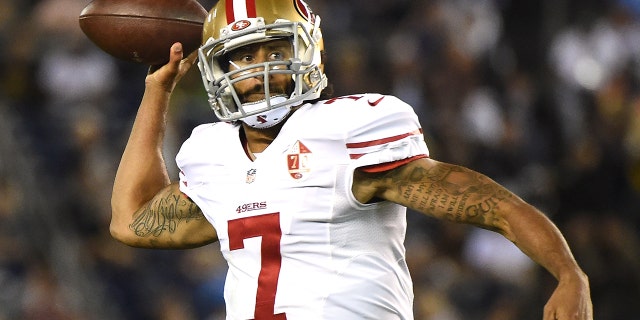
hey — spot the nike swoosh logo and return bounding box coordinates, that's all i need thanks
[368,96,385,106]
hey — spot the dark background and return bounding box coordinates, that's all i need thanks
[1,0,638,319]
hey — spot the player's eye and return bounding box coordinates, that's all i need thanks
[239,54,255,64]
[227,51,254,69]
[269,51,284,61]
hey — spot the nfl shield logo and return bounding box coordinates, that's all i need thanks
[246,168,257,184]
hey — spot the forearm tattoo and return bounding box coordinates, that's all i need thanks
[129,189,204,237]
[393,163,514,229]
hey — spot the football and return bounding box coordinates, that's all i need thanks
[78,0,208,65]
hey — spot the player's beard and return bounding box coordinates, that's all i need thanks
[237,81,296,129]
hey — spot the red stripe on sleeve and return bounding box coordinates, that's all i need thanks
[345,129,423,149]
[359,155,427,173]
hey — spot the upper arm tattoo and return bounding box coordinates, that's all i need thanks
[382,161,514,230]
[129,186,205,238]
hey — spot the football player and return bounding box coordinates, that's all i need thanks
[110,0,592,319]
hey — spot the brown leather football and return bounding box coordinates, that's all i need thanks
[79,0,207,65]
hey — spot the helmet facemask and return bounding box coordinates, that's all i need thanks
[198,16,327,125]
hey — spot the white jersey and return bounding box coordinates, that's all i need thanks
[177,94,429,320]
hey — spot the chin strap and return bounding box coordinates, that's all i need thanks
[240,96,292,128]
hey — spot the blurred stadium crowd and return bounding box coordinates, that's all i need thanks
[1,0,639,319]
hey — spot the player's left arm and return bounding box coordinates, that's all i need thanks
[353,157,593,320]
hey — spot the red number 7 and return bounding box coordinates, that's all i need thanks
[228,213,288,320]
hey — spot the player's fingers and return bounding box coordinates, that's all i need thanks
[170,42,184,61]
[184,49,199,66]
[147,42,183,75]
[145,43,185,92]
[178,48,198,76]
[167,42,184,72]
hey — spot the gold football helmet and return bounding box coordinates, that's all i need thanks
[197,0,328,123]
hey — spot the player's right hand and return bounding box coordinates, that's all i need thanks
[146,42,198,93]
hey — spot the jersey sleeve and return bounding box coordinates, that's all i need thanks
[344,94,429,171]
[175,123,217,201]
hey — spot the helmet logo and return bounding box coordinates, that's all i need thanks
[294,0,315,23]
[255,115,268,124]
[231,19,252,31]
